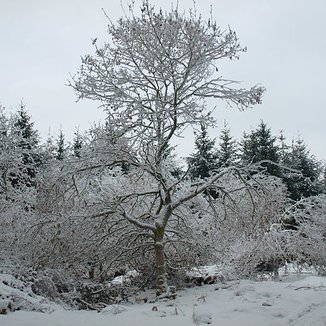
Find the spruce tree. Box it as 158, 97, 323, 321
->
14, 105, 38, 149
278, 130, 289, 164
12, 104, 41, 187
240, 121, 280, 176
73, 128, 83, 158
187, 125, 219, 180
240, 131, 257, 165
56, 130, 66, 161
283, 138, 321, 200
323, 164, 326, 194
0, 106, 39, 208
0, 107, 14, 195
217, 123, 238, 168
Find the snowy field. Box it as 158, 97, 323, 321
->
1, 274, 326, 326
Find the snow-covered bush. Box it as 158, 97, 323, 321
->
282, 194, 326, 273
0, 269, 58, 313
206, 173, 288, 278
222, 194, 326, 279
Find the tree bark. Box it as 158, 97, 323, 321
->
154, 227, 167, 296
273, 258, 280, 281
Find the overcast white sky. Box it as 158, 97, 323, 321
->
1, 0, 325, 160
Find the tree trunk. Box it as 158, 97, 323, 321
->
273, 259, 280, 281
154, 227, 167, 296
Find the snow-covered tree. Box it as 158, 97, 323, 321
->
14, 104, 39, 147
12, 104, 41, 187
323, 163, 326, 194
240, 121, 280, 176
0, 106, 38, 255
67, 1, 264, 295
0, 106, 39, 201
55, 130, 67, 161
216, 122, 238, 168
187, 125, 219, 180
282, 138, 322, 201
73, 128, 83, 158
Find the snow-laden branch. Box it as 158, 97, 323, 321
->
172, 166, 236, 210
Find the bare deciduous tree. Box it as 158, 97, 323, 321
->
69, 1, 264, 295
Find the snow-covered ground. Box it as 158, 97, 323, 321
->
1, 274, 326, 326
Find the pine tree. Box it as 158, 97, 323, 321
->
187, 125, 219, 179
217, 123, 238, 168
240, 121, 280, 176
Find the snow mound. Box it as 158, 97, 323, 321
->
100, 304, 129, 315
109, 270, 139, 286
193, 311, 212, 324
289, 276, 326, 289
0, 273, 57, 313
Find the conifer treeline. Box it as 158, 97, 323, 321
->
1, 105, 325, 203
187, 121, 325, 201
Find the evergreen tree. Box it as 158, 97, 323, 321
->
240, 131, 257, 164
217, 123, 238, 168
14, 104, 39, 149
12, 104, 41, 187
42, 133, 56, 162
162, 143, 184, 179
56, 130, 66, 161
278, 130, 289, 164
240, 121, 280, 176
187, 125, 219, 179
283, 138, 322, 200
0, 106, 38, 207
73, 128, 83, 158
0, 107, 15, 196
323, 163, 326, 194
